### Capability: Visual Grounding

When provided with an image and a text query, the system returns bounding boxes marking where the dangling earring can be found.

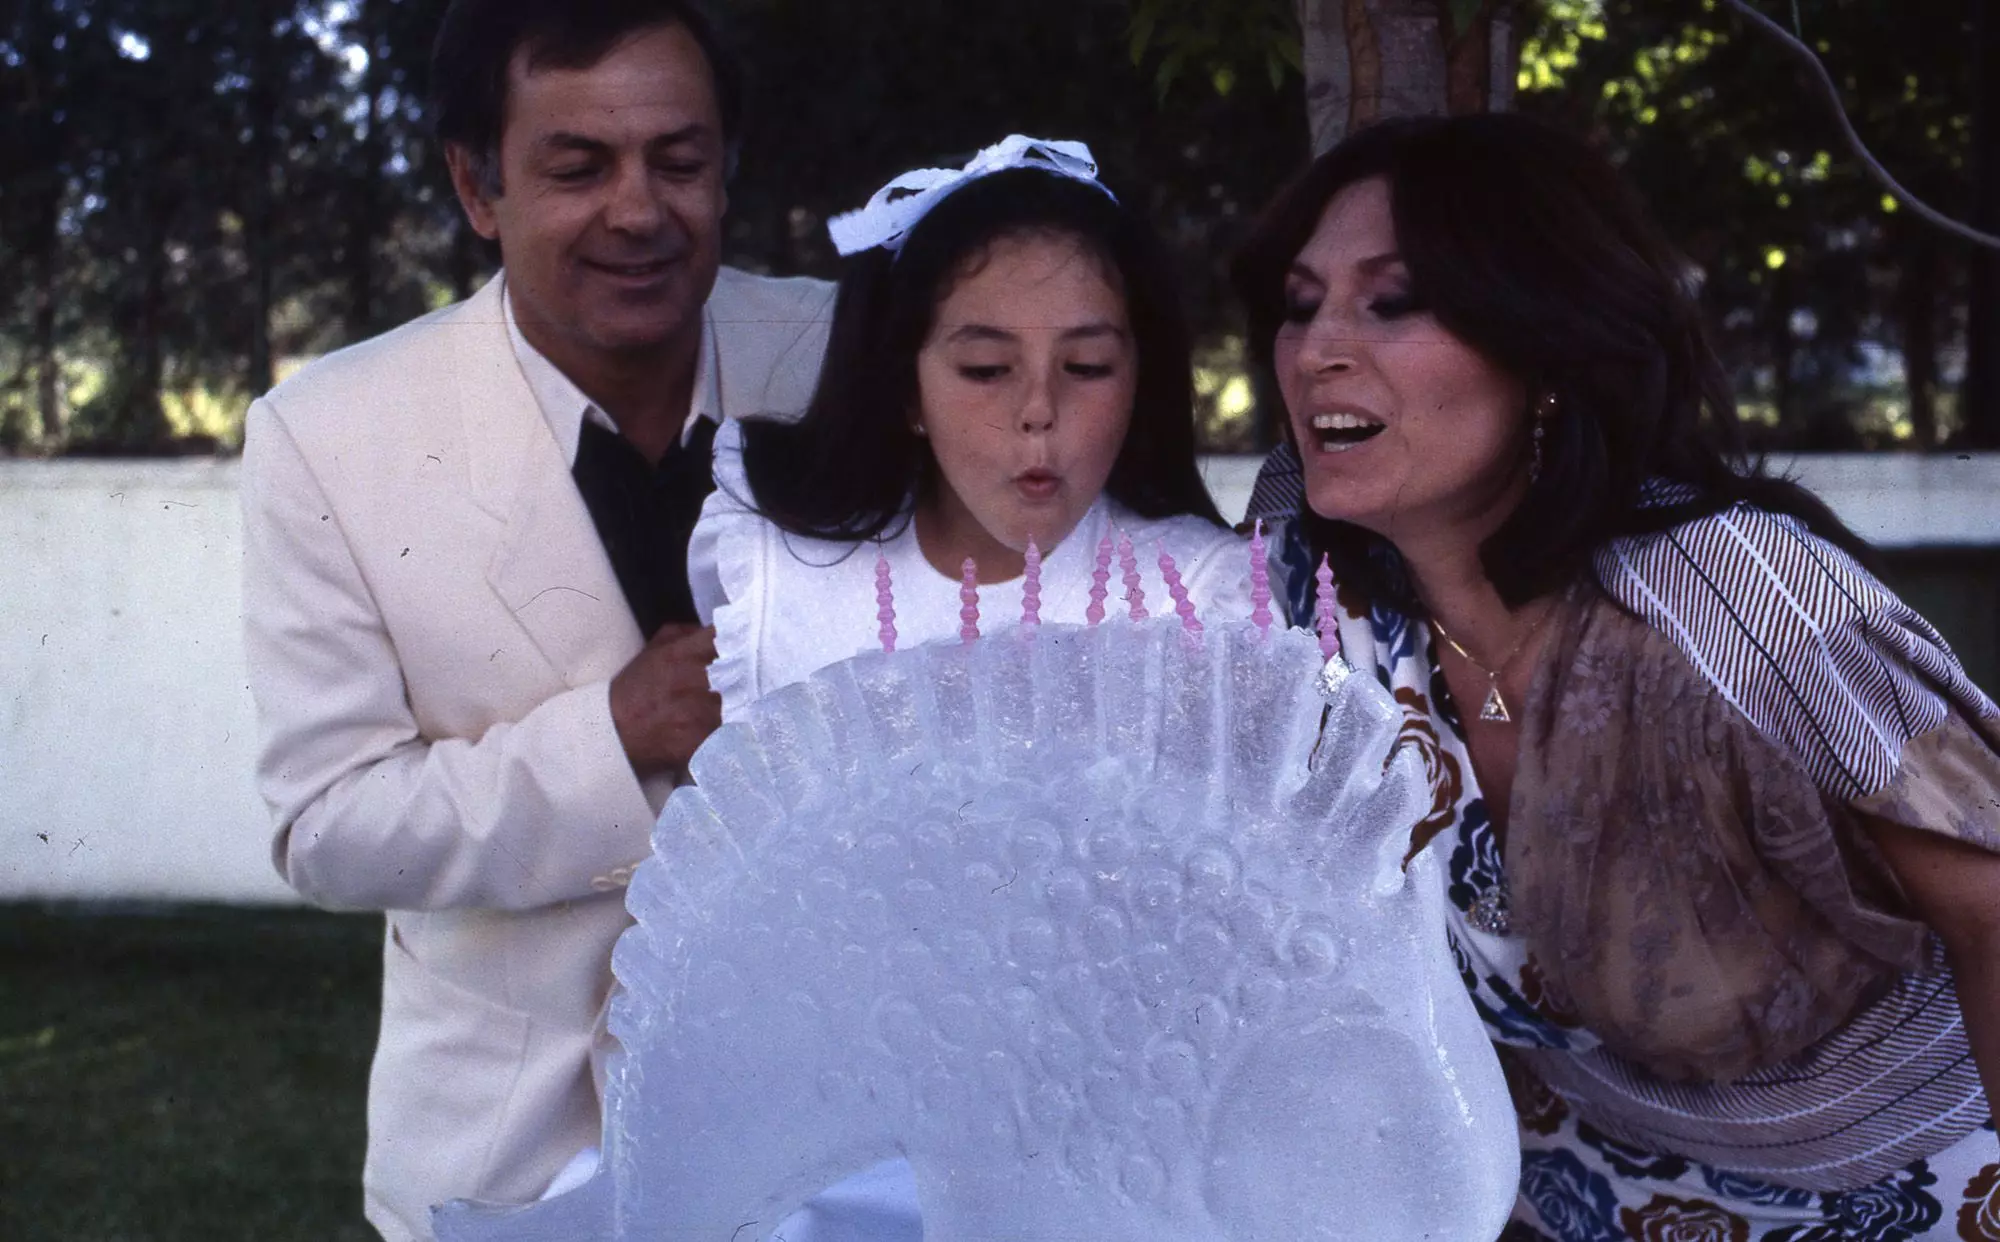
[1529,393,1556,484]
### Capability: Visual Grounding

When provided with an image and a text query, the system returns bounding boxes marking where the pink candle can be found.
[875,552,897,653]
[1314,553,1340,661]
[1021,538,1042,628]
[1118,533,1147,621]
[1086,534,1112,626]
[1249,519,1273,638]
[1159,546,1201,635]
[959,558,981,643]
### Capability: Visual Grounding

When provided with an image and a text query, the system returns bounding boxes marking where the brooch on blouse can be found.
[1466,883,1513,937]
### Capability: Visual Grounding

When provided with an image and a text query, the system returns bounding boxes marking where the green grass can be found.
[0,904,382,1241]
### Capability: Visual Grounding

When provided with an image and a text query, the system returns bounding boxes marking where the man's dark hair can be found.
[1233,113,1872,611]
[430,0,743,192]
[737,166,1225,542]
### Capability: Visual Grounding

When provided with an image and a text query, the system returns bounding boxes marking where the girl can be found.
[690,136,1249,721]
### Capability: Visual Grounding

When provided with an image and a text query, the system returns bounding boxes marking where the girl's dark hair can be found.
[741,166,1224,540]
[1232,113,1871,610]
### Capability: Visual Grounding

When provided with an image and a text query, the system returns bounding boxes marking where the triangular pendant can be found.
[1478,682,1511,723]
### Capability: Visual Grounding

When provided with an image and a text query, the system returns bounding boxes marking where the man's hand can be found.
[610,623,722,775]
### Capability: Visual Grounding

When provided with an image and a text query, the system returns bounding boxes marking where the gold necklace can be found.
[1427,602,1558,725]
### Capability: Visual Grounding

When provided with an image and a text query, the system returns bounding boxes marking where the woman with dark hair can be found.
[690,137,1245,721]
[1237,113,2000,1237]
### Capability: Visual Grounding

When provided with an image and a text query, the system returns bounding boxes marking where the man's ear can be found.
[445,144,502,241]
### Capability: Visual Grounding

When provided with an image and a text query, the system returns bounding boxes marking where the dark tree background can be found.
[1515,0,1992,452]
[0,0,1987,454]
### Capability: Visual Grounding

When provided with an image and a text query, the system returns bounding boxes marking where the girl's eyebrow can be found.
[1058,322,1127,342]
[946,324,1012,342]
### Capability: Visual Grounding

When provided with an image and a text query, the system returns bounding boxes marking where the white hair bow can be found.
[826,134,1113,258]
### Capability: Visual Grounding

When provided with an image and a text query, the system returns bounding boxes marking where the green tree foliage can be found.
[1125,0,1303,99]
[0,0,1981,453]
[0,0,459,452]
[7,1,325,448]
[0,0,1311,454]
[1517,0,1981,449]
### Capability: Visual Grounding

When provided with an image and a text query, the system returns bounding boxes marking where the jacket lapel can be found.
[452,276,643,688]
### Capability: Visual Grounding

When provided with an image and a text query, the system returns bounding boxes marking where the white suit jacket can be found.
[241,269,833,1241]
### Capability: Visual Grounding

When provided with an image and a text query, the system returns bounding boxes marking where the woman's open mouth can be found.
[1308,411,1386,454]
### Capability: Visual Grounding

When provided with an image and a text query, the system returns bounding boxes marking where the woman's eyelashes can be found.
[1367,290,1425,320]
[1281,284,1425,326]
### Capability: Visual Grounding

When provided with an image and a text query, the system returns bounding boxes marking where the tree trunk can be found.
[34,242,59,443]
[346,0,386,338]
[1296,0,1518,155]
[1964,0,2000,448]
[246,0,277,396]
[133,223,171,448]
[1896,220,1941,448]
[17,0,63,444]
[1444,2,1516,115]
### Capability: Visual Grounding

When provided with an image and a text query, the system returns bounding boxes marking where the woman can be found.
[691,136,1248,722]
[1237,113,2000,1239]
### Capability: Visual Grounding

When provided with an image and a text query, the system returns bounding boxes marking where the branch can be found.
[1718,0,2000,252]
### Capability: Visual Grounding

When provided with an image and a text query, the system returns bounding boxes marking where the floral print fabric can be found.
[1504,1111,2000,1242]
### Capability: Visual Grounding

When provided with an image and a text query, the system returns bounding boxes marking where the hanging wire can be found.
[1718,0,2000,252]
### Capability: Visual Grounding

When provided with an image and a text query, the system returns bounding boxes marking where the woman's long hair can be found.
[1232,113,1871,610]
[741,166,1224,541]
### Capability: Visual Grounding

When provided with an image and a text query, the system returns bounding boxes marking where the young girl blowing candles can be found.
[690,136,1250,722]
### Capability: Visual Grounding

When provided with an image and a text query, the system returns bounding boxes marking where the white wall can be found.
[1202,450,2000,546]
[4,454,1998,904]
[1765,453,2000,548]
[2,460,290,903]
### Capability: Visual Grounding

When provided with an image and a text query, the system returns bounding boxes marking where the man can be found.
[239,3,831,1237]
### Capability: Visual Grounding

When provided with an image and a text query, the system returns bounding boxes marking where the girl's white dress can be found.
[689,418,1254,724]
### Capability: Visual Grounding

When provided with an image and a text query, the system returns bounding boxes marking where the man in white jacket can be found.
[239,2,830,1236]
